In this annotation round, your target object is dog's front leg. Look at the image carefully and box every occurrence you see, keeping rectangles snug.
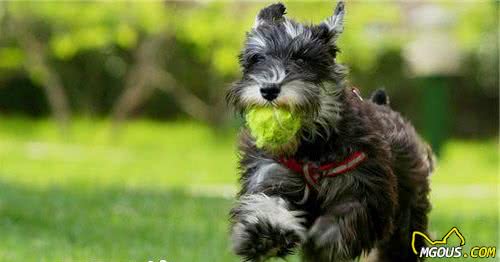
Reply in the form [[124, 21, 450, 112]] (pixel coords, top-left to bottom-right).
[[231, 194, 306, 261], [303, 200, 389, 262]]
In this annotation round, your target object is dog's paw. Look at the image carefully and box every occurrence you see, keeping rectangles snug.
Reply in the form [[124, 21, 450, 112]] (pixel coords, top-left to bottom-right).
[[232, 220, 304, 261], [303, 216, 354, 262], [230, 194, 306, 261]]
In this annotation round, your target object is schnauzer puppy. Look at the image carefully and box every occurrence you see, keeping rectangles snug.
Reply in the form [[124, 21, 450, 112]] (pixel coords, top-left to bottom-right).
[[227, 1, 433, 261]]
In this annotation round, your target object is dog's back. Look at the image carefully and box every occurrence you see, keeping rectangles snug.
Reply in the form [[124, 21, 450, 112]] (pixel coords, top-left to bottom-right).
[[362, 93, 434, 261]]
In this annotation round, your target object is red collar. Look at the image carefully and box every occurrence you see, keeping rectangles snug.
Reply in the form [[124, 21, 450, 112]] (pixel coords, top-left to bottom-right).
[[278, 151, 367, 190]]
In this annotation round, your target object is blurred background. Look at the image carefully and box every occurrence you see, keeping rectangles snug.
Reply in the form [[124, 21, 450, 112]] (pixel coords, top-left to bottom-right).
[[0, 1, 497, 261]]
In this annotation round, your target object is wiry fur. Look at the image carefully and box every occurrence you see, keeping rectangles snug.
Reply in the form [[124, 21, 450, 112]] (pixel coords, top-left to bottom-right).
[[227, 2, 433, 262]]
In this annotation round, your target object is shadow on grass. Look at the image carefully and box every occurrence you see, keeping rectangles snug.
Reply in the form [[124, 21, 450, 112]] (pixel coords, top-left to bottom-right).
[[0, 181, 236, 262]]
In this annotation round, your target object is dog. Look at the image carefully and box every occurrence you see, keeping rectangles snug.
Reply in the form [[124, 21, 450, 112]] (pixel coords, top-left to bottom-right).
[[226, 1, 433, 261]]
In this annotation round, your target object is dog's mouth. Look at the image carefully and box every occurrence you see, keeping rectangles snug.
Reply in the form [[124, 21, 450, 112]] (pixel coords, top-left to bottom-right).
[[228, 78, 337, 154], [244, 105, 304, 155]]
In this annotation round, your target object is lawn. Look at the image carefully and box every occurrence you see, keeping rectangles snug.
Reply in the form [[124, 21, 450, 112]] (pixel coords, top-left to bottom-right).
[[0, 117, 497, 262]]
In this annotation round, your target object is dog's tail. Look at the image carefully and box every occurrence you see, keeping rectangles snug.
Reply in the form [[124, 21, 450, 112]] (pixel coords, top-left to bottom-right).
[[370, 88, 390, 106]]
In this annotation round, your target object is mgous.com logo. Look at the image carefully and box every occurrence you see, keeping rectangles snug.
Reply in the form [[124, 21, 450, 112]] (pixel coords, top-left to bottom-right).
[[412, 227, 496, 259]]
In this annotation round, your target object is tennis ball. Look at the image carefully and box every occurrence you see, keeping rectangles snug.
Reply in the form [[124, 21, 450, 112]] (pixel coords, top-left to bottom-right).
[[245, 107, 302, 149]]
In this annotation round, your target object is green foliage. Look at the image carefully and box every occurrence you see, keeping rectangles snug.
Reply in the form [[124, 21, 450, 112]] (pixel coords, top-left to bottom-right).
[[0, 47, 24, 69], [3, 1, 493, 73], [5, 1, 170, 61], [0, 1, 497, 135], [451, 1, 497, 51]]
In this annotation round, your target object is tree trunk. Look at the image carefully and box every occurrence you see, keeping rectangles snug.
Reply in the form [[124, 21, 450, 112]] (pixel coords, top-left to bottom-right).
[[12, 20, 71, 135], [111, 35, 214, 131]]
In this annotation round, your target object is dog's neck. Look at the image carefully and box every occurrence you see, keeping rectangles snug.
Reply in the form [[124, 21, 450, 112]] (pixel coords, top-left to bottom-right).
[[292, 87, 362, 162], [310, 86, 344, 140]]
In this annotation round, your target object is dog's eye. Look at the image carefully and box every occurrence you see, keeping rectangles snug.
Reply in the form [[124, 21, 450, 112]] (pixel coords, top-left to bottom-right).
[[248, 54, 265, 66], [292, 54, 307, 65], [295, 58, 306, 66]]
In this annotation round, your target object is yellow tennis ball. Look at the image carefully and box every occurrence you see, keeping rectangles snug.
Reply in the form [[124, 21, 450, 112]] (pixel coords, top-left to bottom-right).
[[245, 107, 302, 149]]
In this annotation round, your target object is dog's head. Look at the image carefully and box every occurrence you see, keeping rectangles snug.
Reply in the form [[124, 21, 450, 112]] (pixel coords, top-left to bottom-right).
[[227, 1, 347, 143]]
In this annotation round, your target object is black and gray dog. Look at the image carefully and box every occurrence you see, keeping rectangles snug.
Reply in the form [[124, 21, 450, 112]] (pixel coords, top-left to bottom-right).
[[227, 1, 433, 261]]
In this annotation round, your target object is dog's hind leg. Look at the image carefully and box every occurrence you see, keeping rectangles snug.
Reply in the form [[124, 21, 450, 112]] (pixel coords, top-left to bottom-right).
[[376, 137, 433, 261], [376, 158, 432, 262], [230, 194, 306, 261], [376, 199, 430, 262]]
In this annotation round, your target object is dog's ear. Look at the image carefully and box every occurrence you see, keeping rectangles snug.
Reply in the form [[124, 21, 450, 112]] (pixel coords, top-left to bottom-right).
[[253, 3, 286, 28], [322, 0, 345, 42]]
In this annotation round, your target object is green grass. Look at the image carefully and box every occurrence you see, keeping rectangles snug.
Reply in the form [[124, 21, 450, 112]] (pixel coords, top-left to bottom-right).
[[0, 117, 238, 188], [0, 185, 234, 262], [0, 117, 497, 261]]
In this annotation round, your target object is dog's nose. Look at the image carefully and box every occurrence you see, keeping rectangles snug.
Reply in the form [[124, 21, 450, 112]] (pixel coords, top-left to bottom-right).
[[260, 84, 280, 101]]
